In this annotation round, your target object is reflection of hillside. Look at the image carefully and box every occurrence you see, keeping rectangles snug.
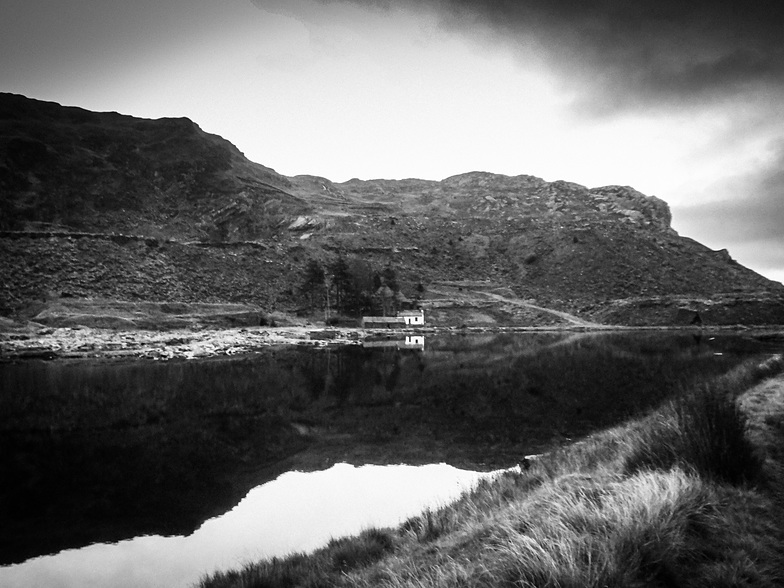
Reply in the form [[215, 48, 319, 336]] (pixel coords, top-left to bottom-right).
[[363, 335, 425, 350], [421, 331, 752, 372], [305, 333, 774, 453]]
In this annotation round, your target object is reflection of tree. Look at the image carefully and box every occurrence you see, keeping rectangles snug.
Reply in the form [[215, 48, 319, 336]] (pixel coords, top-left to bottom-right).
[[300, 349, 332, 400], [385, 350, 402, 392], [330, 349, 358, 404], [309, 347, 410, 405]]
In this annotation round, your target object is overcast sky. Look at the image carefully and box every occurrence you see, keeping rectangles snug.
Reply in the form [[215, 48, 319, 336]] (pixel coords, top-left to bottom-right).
[[2, 0, 783, 284]]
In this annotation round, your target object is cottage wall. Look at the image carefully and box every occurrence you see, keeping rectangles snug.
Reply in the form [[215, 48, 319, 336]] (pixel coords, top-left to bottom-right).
[[398, 310, 425, 325], [361, 316, 406, 328]]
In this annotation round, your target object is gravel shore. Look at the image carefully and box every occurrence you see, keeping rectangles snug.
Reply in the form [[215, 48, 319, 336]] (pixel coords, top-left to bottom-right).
[[0, 322, 367, 361]]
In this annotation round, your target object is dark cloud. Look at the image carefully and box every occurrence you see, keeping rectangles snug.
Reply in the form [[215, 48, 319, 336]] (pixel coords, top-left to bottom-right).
[[261, 0, 784, 113], [433, 0, 784, 111]]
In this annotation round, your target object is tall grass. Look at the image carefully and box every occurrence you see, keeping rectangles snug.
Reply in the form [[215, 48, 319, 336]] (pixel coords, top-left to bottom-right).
[[481, 468, 784, 588], [622, 385, 761, 485], [350, 469, 784, 588], [625, 355, 784, 485], [199, 355, 784, 588], [202, 528, 397, 588]]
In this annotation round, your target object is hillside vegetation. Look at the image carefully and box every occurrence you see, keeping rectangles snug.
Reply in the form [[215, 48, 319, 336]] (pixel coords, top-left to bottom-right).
[[2, 93, 783, 326]]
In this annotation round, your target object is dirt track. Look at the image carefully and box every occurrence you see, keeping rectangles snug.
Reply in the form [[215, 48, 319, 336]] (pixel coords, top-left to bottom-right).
[[474, 290, 606, 327]]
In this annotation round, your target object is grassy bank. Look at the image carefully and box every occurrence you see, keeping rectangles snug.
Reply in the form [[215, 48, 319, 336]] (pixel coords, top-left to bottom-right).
[[200, 354, 784, 588]]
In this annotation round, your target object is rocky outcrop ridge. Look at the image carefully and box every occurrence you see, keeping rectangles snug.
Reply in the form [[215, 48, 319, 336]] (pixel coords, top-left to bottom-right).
[[328, 172, 674, 233], [589, 185, 672, 231]]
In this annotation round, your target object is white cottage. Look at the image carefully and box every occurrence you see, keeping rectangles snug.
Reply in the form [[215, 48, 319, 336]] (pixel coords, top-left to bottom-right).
[[397, 309, 425, 326]]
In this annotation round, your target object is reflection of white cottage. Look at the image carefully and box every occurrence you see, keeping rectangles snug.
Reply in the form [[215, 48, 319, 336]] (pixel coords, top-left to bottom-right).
[[363, 336, 425, 350], [398, 309, 425, 326], [405, 335, 425, 349]]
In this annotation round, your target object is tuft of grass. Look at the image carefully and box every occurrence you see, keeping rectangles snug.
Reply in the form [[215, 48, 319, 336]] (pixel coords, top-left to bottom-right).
[[356, 469, 784, 588], [398, 468, 548, 545], [329, 528, 396, 572], [675, 383, 760, 484], [623, 384, 761, 485], [200, 528, 398, 588], [483, 468, 784, 588], [399, 507, 452, 544], [624, 355, 784, 485]]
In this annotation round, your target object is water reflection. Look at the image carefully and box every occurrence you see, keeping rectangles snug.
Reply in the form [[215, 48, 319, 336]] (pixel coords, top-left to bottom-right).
[[0, 463, 493, 588], [2, 331, 781, 572], [362, 334, 425, 350]]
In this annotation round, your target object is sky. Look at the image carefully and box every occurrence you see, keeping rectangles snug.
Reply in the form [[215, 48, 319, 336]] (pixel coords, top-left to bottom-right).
[[2, 0, 783, 284]]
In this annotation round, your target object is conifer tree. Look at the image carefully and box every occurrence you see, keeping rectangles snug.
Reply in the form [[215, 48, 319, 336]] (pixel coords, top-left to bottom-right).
[[301, 259, 326, 313]]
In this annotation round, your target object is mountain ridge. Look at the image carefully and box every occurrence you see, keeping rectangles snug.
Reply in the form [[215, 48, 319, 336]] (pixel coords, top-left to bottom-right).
[[2, 93, 783, 326]]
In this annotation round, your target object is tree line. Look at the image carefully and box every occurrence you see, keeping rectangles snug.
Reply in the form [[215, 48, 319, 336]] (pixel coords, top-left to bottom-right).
[[300, 256, 423, 319]]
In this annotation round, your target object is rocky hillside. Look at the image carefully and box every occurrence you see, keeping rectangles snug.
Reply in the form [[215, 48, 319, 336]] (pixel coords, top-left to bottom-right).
[[2, 93, 783, 326], [0, 92, 307, 241]]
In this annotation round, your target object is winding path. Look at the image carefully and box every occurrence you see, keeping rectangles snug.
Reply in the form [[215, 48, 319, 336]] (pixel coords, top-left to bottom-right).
[[473, 291, 607, 328]]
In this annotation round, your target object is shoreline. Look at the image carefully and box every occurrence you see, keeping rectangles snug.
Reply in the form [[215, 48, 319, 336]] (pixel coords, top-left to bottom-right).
[[1, 320, 782, 362]]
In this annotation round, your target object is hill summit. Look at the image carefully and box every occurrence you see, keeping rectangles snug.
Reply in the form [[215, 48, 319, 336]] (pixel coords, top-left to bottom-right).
[[2, 93, 783, 326]]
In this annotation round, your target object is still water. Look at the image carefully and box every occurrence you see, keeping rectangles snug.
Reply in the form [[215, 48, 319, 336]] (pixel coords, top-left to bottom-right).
[[0, 463, 496, 588], [1, 330, 782, 587]]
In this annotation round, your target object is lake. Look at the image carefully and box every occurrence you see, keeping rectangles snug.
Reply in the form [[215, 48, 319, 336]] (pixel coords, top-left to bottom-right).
[[0, 462, 500, 588], [1, 330, 782, 587]]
